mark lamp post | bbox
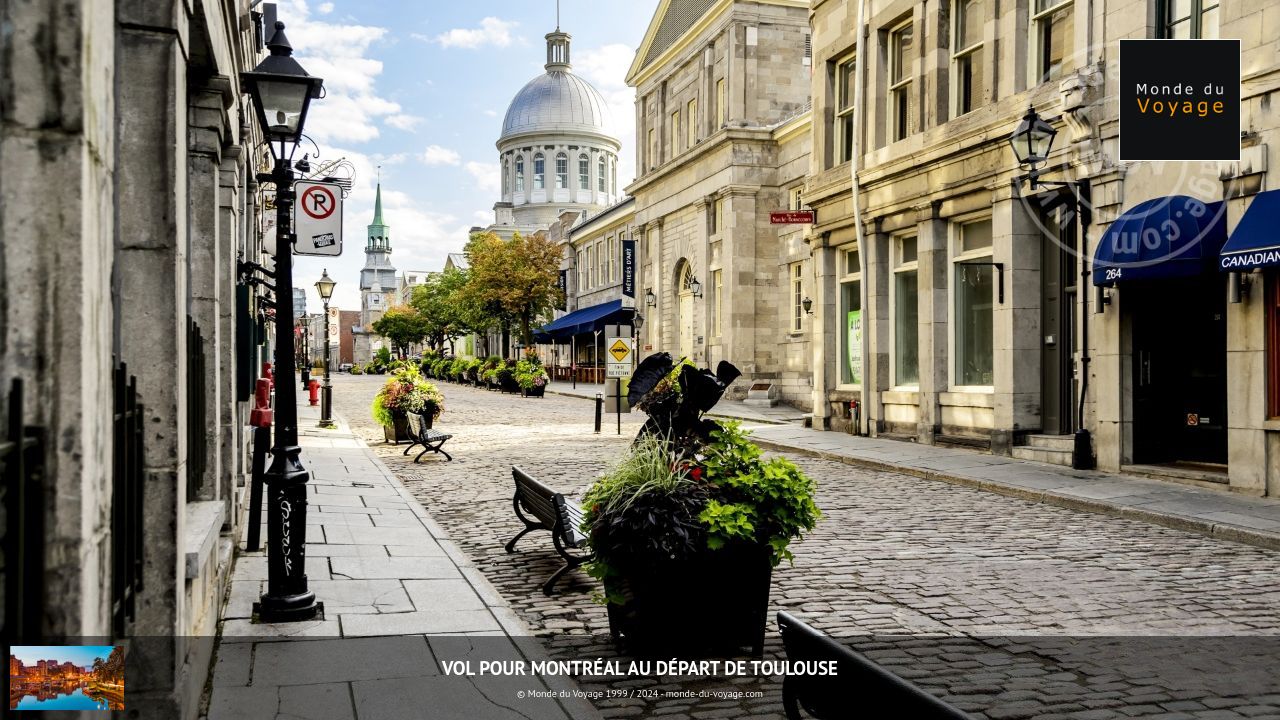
[315,269,336,429]
[243,20,325,622]
[1008,105,1095,471]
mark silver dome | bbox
[499,71,617,144]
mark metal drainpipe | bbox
[851,0,870,436]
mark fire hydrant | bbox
[308,379,320,406]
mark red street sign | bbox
[300,184,337,220]
[770,211,814,224]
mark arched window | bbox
[555,152,568,190]
[610,158,617,195]
[515,156,525,192]
[533,153,545,190]
[578,154,589,190]
[597,155,606,192]
[502,160,510,195]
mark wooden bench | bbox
[403,413,452,462]
[505,466,593,595]
[777,611,971,720]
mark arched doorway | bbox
[674,260,694,361]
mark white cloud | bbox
[386,114,423,131]
[483,109,498,117]
[316,2,334,14]
[422,145,462,166]
[433,17,517,50]
[465,161,500,193]
[575,43,638,189]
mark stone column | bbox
[811,234,837,429]
[0,0,116,638]
[916,215,949,444]
[726,192,759,378]
[991,193,1042,454]
[865,227,891,434]
[188,86,224,502]
[115,0,188,710]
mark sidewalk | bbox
[204,402,600,720]
[747,424,1280,551]
[544,379,809,425]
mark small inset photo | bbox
[9,646,124,711]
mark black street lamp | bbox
[1008,106,1095,471]
[243,21,325,623]
[315,269,336,429]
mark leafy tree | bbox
[371,306,428,358]
[410,267,484,354]
[464,230,562,349]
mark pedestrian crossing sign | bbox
[609,339,631,362]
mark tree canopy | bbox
[463,230,562,347]
[371,306,428,358]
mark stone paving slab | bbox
[748,425,1280,551]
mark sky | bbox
[279,0,655,312]
[11,646,115,669]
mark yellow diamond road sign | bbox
[609,339,631,362]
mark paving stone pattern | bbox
[333,374,1280,720]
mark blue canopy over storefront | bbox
[1219,189,1280,272]
[533,299,631,343]
[1092,195,1227,286]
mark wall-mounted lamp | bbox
[802,297,814,314]
[1093,285,1112,314]
[1229,271,1252,304]
[645,288,657,307]
[689,277,703,298]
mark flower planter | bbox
[604,542,772,657]
[383,412,411,444]
[521,384,546,398]
[499,374,521,394]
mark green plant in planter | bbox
[350,364,363,375]
[371,366,445,426]
[514,358,550,391]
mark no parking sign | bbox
[294,180,343,256]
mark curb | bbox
[753,439,1280,552]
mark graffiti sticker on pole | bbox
[294,181,343,256]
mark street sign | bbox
[606,336,633,379]
[294,181,344,256]
[609,338,631,362]
[770,210,815,224]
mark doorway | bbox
[1041,204,1078,435]
[1127,273,1227,466]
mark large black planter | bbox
[604,542,772,657]
[521,384,546,398]
[383,412,411,444]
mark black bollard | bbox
[594,392,603,434]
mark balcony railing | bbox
[2,378,46,640]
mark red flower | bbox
[690,466,703,481]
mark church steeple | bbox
[366,182,390,252]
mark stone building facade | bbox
[627,0,814,407]
[0,0,276,716]
[805,0,1280,496]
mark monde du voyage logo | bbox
[1120,39,1240,162]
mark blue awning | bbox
[1092,195,1227,286]
[533,299,631,343]
[1220,189,1280,271]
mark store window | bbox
[839,246,863,386]
[1033,0,1073,83]
[953,0,984,116]
[954,219,994,386]
[833,54,856,164]
[889,20,914,141]
[533,153,545,190]
[893,236,919,386]
[1162,0,1219,38]
[791,262,804,332]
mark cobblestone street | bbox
[333,375,1280,720]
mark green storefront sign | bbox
[847,309,862,385]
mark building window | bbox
[954,219,994,386]
[716,78,726,127]
[687,98,698,147]
[953,0,984,116]
[515,156,525,192]
[712,269,723,336]
[791,262,804,332]
[534,153,545,189]
[834,54,856,164]
[839,247,862,385]
[789,186,804,211]
[502,160,510,195]
[889,20,914,141]
[585,245,594,288]
[1163,0,1219,38]
[893,236,919,386]
[578,154,589,190]
[1033,0,1073,83]
[596,241,606,286]
[710,197,726,234]
[555,152,568,190]
[597,155,606,192]
[648,128,657,168]
[611,159,617,194]
[578,248,587,291]
[671,110,681,155]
